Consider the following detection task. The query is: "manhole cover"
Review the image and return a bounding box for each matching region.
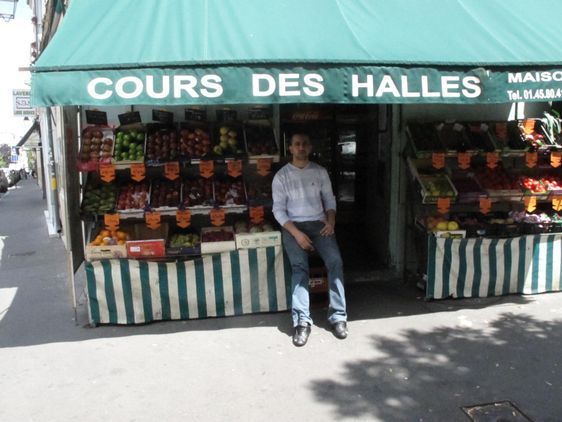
[462,401,533,421]
[9,251,36,257]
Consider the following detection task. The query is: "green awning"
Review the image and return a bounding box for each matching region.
[32,0,562,106]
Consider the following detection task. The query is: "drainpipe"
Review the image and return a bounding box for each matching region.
[46,107,61,233]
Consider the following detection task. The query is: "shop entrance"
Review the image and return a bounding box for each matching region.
[280,105,391,281]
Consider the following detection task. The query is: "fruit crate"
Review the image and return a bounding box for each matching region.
[214,177,247,209]
[80,181,117,216]
[144,124,181,166]
[462,122,500,152]
[77,126,115,172]
[148,179,181,212]
[113,123,146,167]
[517,176,550,198]
[244,121,280,163]
[435,122,477,154]
[406,122,445,158]
[518,118,555,149]
[200,226,236,254]
[180,177,215,209]
[213,123,246,159]
[115,181,150,214]
[485,121,527,153]
[416,173,458,204]
[450,173,487,203]
[166,230,201,256]
[178,122,214,161]
[474,166,522,201]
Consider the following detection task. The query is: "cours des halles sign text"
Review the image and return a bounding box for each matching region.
[31,66,562,106]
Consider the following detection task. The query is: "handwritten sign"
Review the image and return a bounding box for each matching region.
[486,152,500,169]
[145,211,161,229]
[104,213,120,231]
[130,163,146,182]
[176,209,192,228]
[551,152,562,168]
[436,197,451,215]
[479,197,492,214]
[522,119,536,135]
[164,161,180,180]
[99,163,116,182]
[249,206,265,225]
[210,208,226,226]
[199,160,215,178]
[552,197,562,212]
[256,158,272,176]
[457,152,471,170]
[524,196,537,213]
[526,152,538,168]
[227,159,243,178]
[431,152,445,170]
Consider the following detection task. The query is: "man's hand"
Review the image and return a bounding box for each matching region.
[320,221,335,236]
[294,230,314,251]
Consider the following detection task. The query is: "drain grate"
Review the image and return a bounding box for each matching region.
[462,401,533,421]
[8,251,36,257]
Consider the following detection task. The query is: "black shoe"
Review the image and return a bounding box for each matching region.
[293,324,311,347]
[332,321,348,339]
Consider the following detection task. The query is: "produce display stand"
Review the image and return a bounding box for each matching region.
[85,246,291,325]
[426,233,562,299]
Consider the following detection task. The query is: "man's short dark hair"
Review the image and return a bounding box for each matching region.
[290,133,311,145]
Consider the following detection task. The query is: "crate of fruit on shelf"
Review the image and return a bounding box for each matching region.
[416,215,466,238]
[517,175,549,197]
[115,181,150,215]
[540,174,562,195]
[406,122,445,158]
[148,179,181,212]
[113,124,146,167]
[244,121,280,163]
[449,172,487,203]
[246,177,273,207]
[213,123,246,159]
[474,165,522,201]
[233,219,281,249]
[462,122,500,152]
[77,126,114,172]
[144,124,180,166]
[484,121,527,153]
[178,122,213,161]
[180,177,214,210]
[416,173,458,204]
[200,226,236,254]
[80,180,117,217]
[214,177,247,209]
[166,229,201,256]
[85,225,134,261]
[482,212,521,238]
[435,122,477,155]
[518,118,555,149]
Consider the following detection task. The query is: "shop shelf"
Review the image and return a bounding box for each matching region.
[406,122,445,158]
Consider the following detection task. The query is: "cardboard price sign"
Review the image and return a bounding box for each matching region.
[104,213,120,231]
[522,119,536,135]
[99,163,116,182]
[457,152,471,170]
[164,161,180,180]
[431,152,445,169]
[249,206,265,224]
[210,208,226,226]
[526,152,538,168]
[486,152,500,169]
[199,160,215,178]
[436,197,451,214]
[552,197,562,212]
[550,151,562,168]
[227,159,243,178]
[130,163,146,181]
[256,158,272,176]
[145,211,161,229]
[176,209,192,228]
[479,197,492,214]
[524,196,537,213]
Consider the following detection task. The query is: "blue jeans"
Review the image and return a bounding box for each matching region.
[282,220,347,327]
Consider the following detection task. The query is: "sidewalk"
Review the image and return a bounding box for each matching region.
[1,180,561,421]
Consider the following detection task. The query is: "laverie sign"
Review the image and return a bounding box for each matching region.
[13,89,35,116]
[31,66,562,106]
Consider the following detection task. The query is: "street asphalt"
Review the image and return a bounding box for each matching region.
[0,179,561,421]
